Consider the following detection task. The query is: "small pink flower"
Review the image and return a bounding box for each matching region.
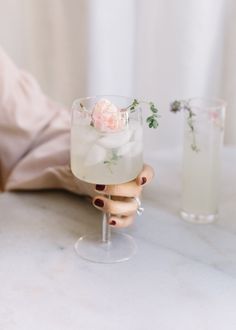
[209,110,224,130]
[91,98,127,133]
[209,111,219,120]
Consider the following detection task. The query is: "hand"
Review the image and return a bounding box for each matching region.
[92,164,154,228]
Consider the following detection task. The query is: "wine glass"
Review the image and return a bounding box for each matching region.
[70,95,143,263]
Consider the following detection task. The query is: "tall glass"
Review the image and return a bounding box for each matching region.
[181,98,226,224]
[70,96,143,262]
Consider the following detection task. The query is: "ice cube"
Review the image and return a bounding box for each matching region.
[98,129,132,148]
[72,124,100,144]
[117,141,136,156]
[84,144,107,166]
[120,142,142,158]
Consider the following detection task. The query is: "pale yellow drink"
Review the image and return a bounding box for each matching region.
[71,121,143,184]
[181,98,226,223]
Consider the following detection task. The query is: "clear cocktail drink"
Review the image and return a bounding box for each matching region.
[71,120,143,184]
[70,96,143,263]
[181,98,226,223]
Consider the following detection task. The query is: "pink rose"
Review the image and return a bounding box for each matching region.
[91,98,128,133]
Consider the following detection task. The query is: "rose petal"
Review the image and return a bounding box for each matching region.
[92,98,127,133]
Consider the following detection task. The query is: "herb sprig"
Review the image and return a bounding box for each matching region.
[102,98,160,171]
[146,102,159,128]
[128,99,160,129]
[129,99,139,112]
[103,150,122,173]
[170,100,199,152]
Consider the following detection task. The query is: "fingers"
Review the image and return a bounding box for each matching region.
[93,196,138,216]
[108,215,135,228]
[135,163,154,186]
[92,164,155,228]
[95,181,142,197]
[92,196,138,228]
[94,164,154,197]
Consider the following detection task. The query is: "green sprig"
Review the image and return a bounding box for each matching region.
[146,102,159,128]
[103,150,121,173]
[128,99,160,129]
[129,99,139,112]
[170,100,199,152]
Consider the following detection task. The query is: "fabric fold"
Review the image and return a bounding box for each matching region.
[0,47,93,197]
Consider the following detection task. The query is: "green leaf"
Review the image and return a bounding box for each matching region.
[146,116,153,123]
[127,98,160,130]
[152,121,158,128]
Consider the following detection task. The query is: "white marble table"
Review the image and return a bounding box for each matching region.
[0,147,236,330]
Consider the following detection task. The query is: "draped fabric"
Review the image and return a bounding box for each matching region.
[0,0,235,149]
[0,47,95,196]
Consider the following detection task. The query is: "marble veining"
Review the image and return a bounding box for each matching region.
[0,147,236,330]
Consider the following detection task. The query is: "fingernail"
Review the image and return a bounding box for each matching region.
[94,199,104,207]
[141,177,147,185]
[95,184,106,191]
[109,220,116,226]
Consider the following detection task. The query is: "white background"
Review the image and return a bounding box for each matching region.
[0,0,235,149]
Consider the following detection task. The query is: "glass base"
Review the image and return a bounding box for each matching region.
[180,210,218,224]
[74,232,137,263]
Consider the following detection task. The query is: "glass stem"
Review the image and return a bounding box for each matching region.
[102,195,111,244]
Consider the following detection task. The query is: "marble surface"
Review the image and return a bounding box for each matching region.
[0,147,236,330]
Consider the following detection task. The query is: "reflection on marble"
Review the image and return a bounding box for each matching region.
[0,147,236,329]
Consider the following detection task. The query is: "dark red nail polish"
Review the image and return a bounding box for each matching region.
[95,184,106,191]
[141,177,147,185]
[94,199,104,207]
[109,220,116,226]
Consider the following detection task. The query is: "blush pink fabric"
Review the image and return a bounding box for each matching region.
[0,47,93,196]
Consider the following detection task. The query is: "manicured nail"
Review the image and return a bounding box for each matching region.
[141,177,147,185]
[95,184,106,191]
[94,199,104,207]
[109,220,116,226]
